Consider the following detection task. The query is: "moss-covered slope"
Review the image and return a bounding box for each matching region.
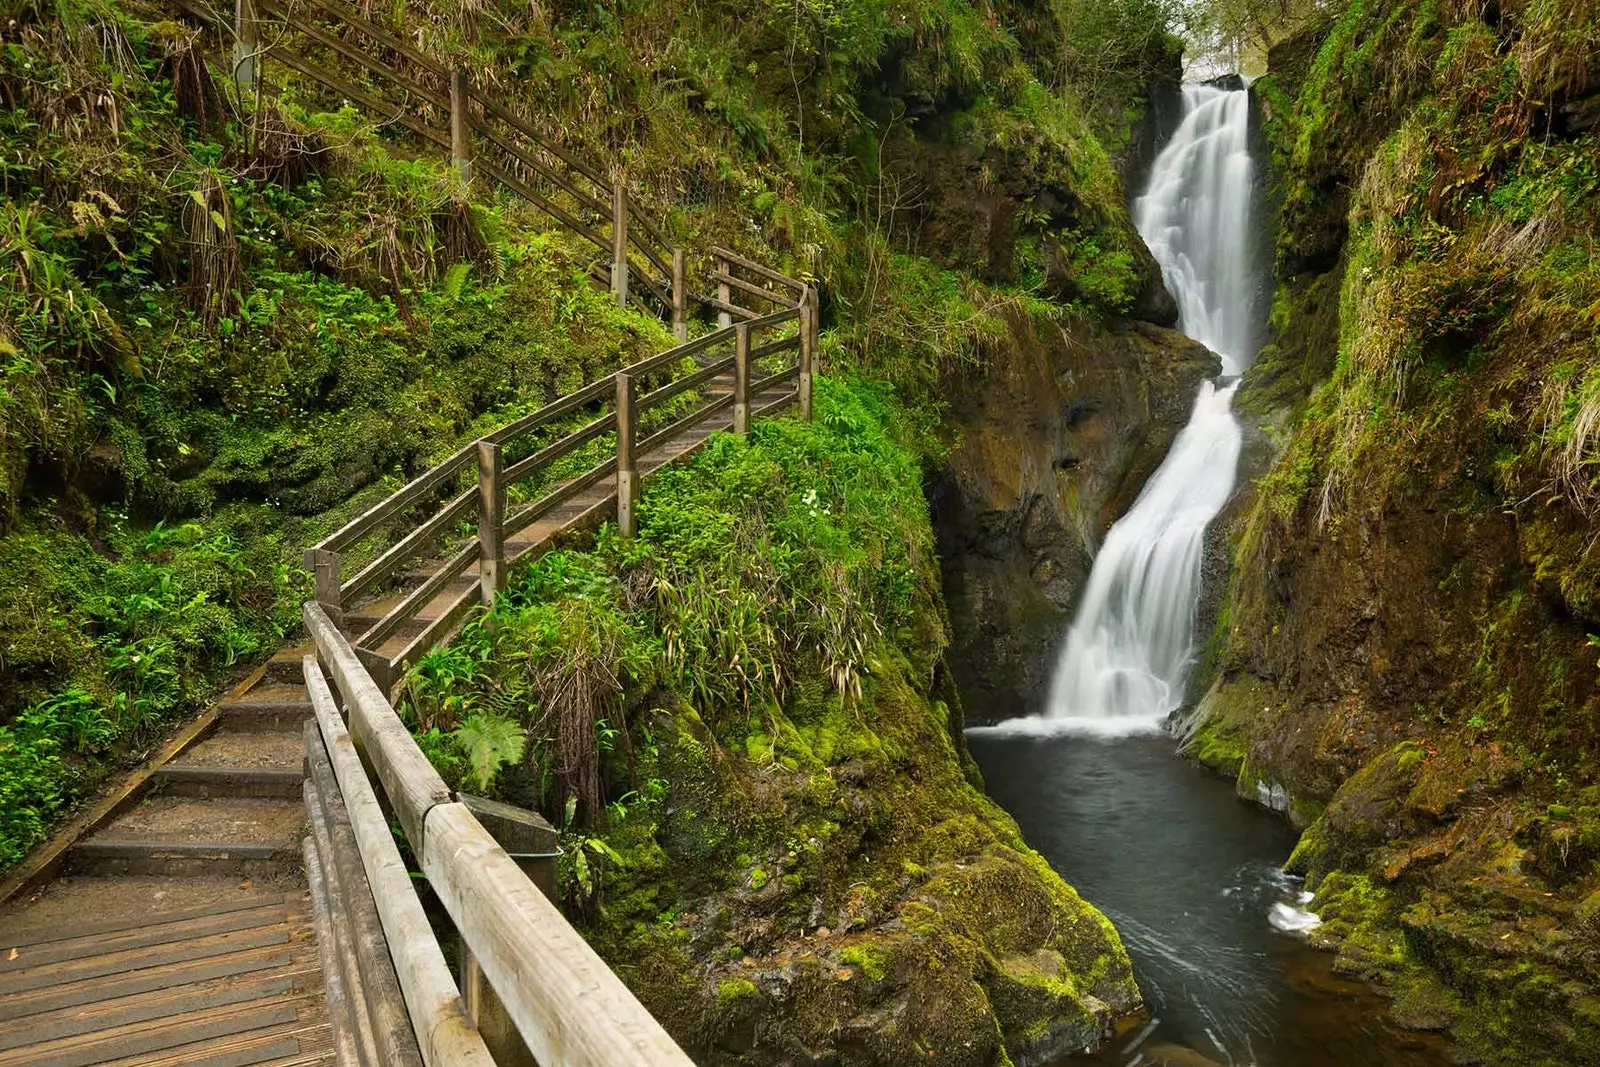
[1189,0,1600,1061]
[408,378,1139,1065]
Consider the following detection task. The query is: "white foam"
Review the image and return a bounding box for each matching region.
[966,714,1168,740]
[1268,902,1322,934]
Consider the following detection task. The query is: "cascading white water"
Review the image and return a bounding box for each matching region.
[975,84,1257,738]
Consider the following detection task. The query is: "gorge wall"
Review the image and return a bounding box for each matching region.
[1183,1,1600,1062]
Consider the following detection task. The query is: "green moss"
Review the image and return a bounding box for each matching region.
[715,978,758,1004]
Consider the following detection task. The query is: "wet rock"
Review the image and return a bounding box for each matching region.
[931,310,1219,721]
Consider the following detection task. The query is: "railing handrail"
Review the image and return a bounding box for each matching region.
[303,605,697,1067]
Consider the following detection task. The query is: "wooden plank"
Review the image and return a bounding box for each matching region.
[302,605,453,851]
[749,362,801,396]
[500,408,616,487]
[1,904,288,970]
[501,455,617,535]
[0,995,307,1067]
[483,374,614,447]
[704,295,760,321]
[302,729,417,1067]
[0,946,294,1024]
[477,442,506,607]
[302,660,493,1067]
[635,393,734,459]
[0,972,296,1050]
[299,839,364,1067]
[339,487,475,607]
[622,324,734,379]
[381,580,483,685]
[355,542,478,650]
[0,925,293,998]
[421,802,696,1067]
[715,270,795,308]
[1,892,282,951]
[628,262,672,309]
[267,47,450,151]
[709,245,806,293]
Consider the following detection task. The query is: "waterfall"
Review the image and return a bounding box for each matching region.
[975,84,1257,738]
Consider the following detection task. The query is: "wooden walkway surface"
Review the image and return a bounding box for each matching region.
[0,352,799,1066]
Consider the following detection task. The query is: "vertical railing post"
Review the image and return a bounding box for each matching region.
[715,253,731,328]
[477,441,506,607]
[233,0,258,97]
[450,69,472,183]
[671,248,687,343]
[615,372,638,538]
[733,322,751,436]
[798,295,815,422]
[304,549,343,630]
[611,181,630,309]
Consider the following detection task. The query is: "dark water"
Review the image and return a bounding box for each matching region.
[966,731,1454,1067]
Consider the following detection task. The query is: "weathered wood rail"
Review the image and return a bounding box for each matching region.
[289,251,815,1064]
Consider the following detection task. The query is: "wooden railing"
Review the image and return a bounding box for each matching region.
[302,607,696,1067]
[171,0,703,326]
[306,280,815,693]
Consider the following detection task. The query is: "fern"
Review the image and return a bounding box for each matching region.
[453,712,527,793]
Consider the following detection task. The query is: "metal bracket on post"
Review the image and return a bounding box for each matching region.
[615,372,638,538]
[733,322,751,436]
[611,181,630,309]
[450,69,472,183]
[715,254,731,328]
[798,296,815,422]
[233,0,258,98]
[670,248,688,343]
[304,548,343,630]
[477,441,506,608]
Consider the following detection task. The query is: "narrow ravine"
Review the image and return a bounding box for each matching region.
[966,85,1456,1065]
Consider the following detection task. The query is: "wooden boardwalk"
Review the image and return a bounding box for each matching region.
[0,334,802,1066]
[0,887,333,1067]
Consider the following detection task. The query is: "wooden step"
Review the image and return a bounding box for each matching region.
[151,767,303,801]
[217,687,313,735]
[68,798,304,879]
[177,733,305,773]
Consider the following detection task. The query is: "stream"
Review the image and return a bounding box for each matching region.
[964,84,1458,1066]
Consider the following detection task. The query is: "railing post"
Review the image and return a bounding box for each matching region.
[733,322,751,436]
[615,372,638,538]
[671,248,687,343]
[798,295,815,422]
[477,441,506,607]
[450,69,472,183]
[611,181,630,309]
[304,549,343,630]
[715,253,731,328]
[233,0,258,97]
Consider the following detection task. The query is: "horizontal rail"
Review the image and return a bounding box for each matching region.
[383,579,483,684]
[750,361,801,397]
[485,376,616,448]
[467,114,612,220]
[750,333,801,364]
[715,270,794,308]
[635,391,733,459]
[302,604,695,1067]
[355,541,478,650]
[303,656,493,1067]
[710,245,806,293]
[269,46,450,151]
[705,296,759,321]
[319,449,475,555]
[264,1,448,110]
[342,488,476,606]
[635,354,734,415]
[475,157,610,255]
[287,0,445,79]
[624,325,734,379]
[501,409,617,486]
[502,455,617,536]
[629,261,672,309]
[470,90,608,189]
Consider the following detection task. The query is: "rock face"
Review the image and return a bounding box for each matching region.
[931,309,1220,722]
[1180,4,1600,1063]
